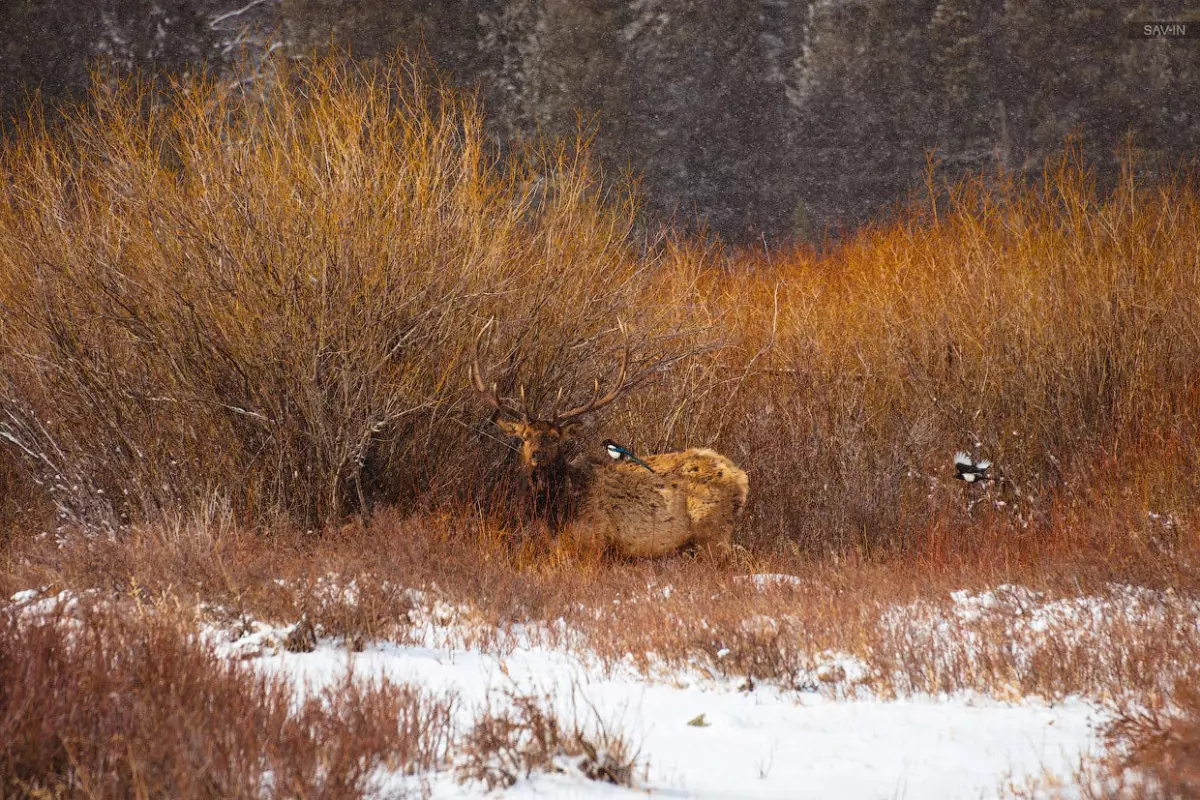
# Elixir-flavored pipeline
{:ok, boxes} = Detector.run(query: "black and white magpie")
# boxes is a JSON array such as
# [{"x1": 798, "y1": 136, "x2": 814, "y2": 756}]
[
  {"x1": 953, "y1": 451, "x2": 992, "y2": 483},
  {"x1": 602, "y1": 438, "x2": 655, "y2": 472}
]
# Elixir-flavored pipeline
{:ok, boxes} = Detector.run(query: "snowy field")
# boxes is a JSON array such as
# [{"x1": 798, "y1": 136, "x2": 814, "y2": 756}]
[
  {"x1": 11, "y1": 580, "x2": 1156, "y2": 798},
  {"x1": 225, "y1": 580, "x2": 1122, "y2": 798},
  {"x1": 249, "y1": 634, "x2": 1102, "y2": 798}
]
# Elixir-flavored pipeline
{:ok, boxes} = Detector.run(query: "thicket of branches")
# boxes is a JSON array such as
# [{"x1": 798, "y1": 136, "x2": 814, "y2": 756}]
[
  {"x1": 1, "y1": 56, "x2": 1197, "y2": 556},
  {"x1": 0, "y1": 58, "x2": 693, "y2": 529}
]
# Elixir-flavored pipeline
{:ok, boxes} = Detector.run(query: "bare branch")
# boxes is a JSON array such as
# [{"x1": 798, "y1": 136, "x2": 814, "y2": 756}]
[
  {"x1": 554, "y1": 322, "x2": 633, "y2": 424},
  {"x1": 210, "y1": 0, "x2": 270, "y2": 28}
]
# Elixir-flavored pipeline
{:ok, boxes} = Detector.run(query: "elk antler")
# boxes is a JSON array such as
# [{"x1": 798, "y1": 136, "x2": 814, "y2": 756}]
[
  {"x1": 472, "y1": 319, "x2": 640, "y2": 425},
  {"x1": 553, "y1": 322, "x2": 633, "y2": 425},
  {"x1": 470, "y1": 318, "x2": 531, "y2": 422}
]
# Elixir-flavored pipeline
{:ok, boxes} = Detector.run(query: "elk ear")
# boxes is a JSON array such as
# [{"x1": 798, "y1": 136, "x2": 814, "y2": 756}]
[
  {"x1": 559, "y1": 422, "x2": 580, "y2": 440},
  {"x1": 496, "y1": 419, "x2": 525, "y2": 438}
]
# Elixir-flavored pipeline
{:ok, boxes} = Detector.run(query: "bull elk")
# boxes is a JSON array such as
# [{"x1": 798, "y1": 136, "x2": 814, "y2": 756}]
[{"x1": 469, "y1": 321, "x2": 748, "y2": 558}]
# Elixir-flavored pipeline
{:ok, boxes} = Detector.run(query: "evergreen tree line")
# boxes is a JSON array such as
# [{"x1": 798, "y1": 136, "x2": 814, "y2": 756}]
[{"x1": 3, "y1": 0, "x2": 1197, "y2": 242}]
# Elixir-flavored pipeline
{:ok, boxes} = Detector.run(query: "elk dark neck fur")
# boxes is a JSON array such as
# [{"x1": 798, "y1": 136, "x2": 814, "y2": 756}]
[{"x1": 529, "y1": 454, "x2": 596, "y2": 527}]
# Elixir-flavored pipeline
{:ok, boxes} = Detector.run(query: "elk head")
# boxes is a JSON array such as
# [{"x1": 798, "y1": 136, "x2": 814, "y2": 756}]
[{"x1": 469, "y1": 320, "x2": 634, "y2": 485}]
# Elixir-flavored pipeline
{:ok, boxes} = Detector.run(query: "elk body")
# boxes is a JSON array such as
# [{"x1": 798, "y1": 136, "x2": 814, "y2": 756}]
[{"x1": 471, "y1": 323, "x2": 748, "y2": 558}]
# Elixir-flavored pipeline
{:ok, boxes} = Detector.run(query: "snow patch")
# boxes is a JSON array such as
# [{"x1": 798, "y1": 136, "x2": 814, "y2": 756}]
[
  {"x1": 7, "y1": 586, "x2": 99, "y2": 622},
  {"x1": 735, "y1": 573, "x2": 803, "y2": 589}
]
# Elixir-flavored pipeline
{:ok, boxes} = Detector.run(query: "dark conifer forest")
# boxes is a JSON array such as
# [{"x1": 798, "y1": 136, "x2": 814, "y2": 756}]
[{"x1": 4, "y1": 0, "x2": 1197, "y2": 241}]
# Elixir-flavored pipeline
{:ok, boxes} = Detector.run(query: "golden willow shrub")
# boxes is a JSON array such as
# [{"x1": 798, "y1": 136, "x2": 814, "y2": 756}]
[
  {"x1": 0, "y1": 56, "x2": 688, "y2": 530},
  {"x1": 1, "y1": 51, "x2": 1197, "y2": 552},
  {"x1": 631, "y1": 151, "x2": 1200, "y2": 551}
]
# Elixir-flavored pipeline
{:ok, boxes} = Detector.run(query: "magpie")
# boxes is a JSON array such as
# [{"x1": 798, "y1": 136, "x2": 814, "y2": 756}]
[
  {"x1": 602, "y1": 438, "x2": 655, "y2": 473},
  {"x1": 953, "y1": 451, "x2": 992, "y2": 483}
]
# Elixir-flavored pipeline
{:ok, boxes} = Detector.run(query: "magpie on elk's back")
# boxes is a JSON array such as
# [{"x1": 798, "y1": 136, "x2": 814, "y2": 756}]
[
  {"x1": 602, "y1": 439, "x2": 655, "y2": 473},
  {"x1": 953, "y1": 451, "x2": 992, "y2": 484}
]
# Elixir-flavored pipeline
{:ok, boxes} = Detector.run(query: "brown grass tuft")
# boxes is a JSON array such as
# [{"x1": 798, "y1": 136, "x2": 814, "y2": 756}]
[
  {"x1": 458, "y1": 688, "x2": 641, "y2": 791},
  {"x1": 1095, "y1": 677, "x2": 1200, "y2": 798}
]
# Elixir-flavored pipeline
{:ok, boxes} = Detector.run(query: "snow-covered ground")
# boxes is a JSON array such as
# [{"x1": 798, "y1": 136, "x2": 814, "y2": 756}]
[
  {"x1": 204, "y1": 581, "x2": 1109, "y2": 799},
  {"x1": 9, "y1": 581, "x2": 1123, "y2": 798},
  {"x1": 254, "y1": 634, "x2": 1101, "y2": 799}
]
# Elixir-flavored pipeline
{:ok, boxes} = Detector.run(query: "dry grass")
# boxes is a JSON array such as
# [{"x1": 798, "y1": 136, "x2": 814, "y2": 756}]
[
  {"x1": 1087, "y1": 677, "x2": 1200, "y2": 798},
  {"x1": 5, "y1": 511, "x2": 1198, "y2": 706},
  {"x1": 1, "y1": 508, "x2": 1197, "y2": 794},
  {"x1": 458, "y1": 688, "x2": 641, "y2": 791},
  {"x1": 0, "y1": 602, "x2": 454, "y2": 799}
]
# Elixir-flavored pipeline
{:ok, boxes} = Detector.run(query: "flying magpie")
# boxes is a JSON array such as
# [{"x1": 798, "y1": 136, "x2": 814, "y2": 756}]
[
  {"x1": 602, "y1": 438, "x2": 655, "y2": 473},
  {"x1": 953, "y1": 451, "x2": 992, "y2": 483}
]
